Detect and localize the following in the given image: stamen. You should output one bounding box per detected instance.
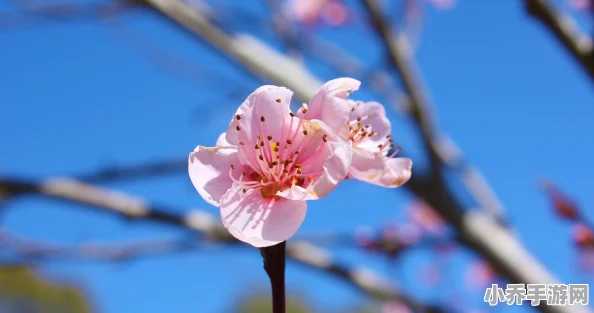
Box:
[236,115,241,120]
[267,135,273,141]
[276,98,281,103]
[286,139,292,144]
[236,126,241,131]
[261,116,265,122]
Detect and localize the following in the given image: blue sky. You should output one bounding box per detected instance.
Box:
[1,0,593,312]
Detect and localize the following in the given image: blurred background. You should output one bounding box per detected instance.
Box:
[1,0,593,312]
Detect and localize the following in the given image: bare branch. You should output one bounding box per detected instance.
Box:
[0,177,443,313]
[524,0,594,82]
[130,2,590,312]
[0,230,200,262]
[361,0,442,180]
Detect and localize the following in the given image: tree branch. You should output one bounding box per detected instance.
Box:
[0,177,443,313]
[131,2,590,312]
[524,0,594,82]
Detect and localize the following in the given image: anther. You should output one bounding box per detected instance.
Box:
[257,135,262,139]
[267,135,272,141]
[297,169,303,175]
[294,164,302,168]
[242,188,247,193]
[274,147,280,152]
[286,158,294,163]
[260,141,264,147]
[286,139,292,144]
[261,116,265,122]
[302,108,308,113]
[294,151,299,154]
[351,107,355,112]
[357,116,362,121]
[259,155,264,161]
[289,112,295,117]
[322,134,328,142]
[236,126,241,131]
[242,171,247,176]
[283,169,289,173]
[254,144,259,150]
[239,141,244,145]
[378,144,383,148]
[303,130,308,135]
[230,164,235,169]
[276,98,281,103]
[236,115,241,120]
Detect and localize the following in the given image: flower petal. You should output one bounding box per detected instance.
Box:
[285,120,352,200]
[348,100,392,151]
[348,147,412,188]
[188,146,239,207]
[216,132,231,147]
[302,78,361,138]
[220,184,307,247]
[226,86,293,145]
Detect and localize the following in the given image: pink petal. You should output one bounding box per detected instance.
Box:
[279,120,352,200]
[220,184,307,247]
[348,100,392,151]
[188,146,240,206]
[307,139,353,197]
[216,132,231,147]
[303,78,361,138]
[349,147,412,188]
[226,86,293,145]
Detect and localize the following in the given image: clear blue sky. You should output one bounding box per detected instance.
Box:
[1,0,593,312]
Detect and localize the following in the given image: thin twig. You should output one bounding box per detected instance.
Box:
[361,0,442,181]
[132,2,590,312]
[0,177,443,313]
[524,0,594,82]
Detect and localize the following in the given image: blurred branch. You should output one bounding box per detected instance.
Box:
[0,177,444,313]
[524,0,594,82]
[361,0,442,181]
[0,229,200,262]
[0,0,140,30]
[264,0,302,60]
[132,2,589,313]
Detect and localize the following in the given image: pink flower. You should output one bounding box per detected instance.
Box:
[287,0,349,27]
[568,0,591,10]
[427,0,456,10]
[300,78,412,188]
[189,85,352,247]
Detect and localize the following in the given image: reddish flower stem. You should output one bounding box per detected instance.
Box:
[259,241,286,313]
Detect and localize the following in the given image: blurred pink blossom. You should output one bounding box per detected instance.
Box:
[287,0,350,27]
[465,260,497,288]
[427,0,456,10]
[383,301,413,313]
[568,0,591,10]
[302,78,413,188]
[407,199,447,236]
[573,223,594,249]
[189,84,353,247]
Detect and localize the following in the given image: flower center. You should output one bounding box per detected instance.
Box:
[346,102,395,156]
[230,108,327,199]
